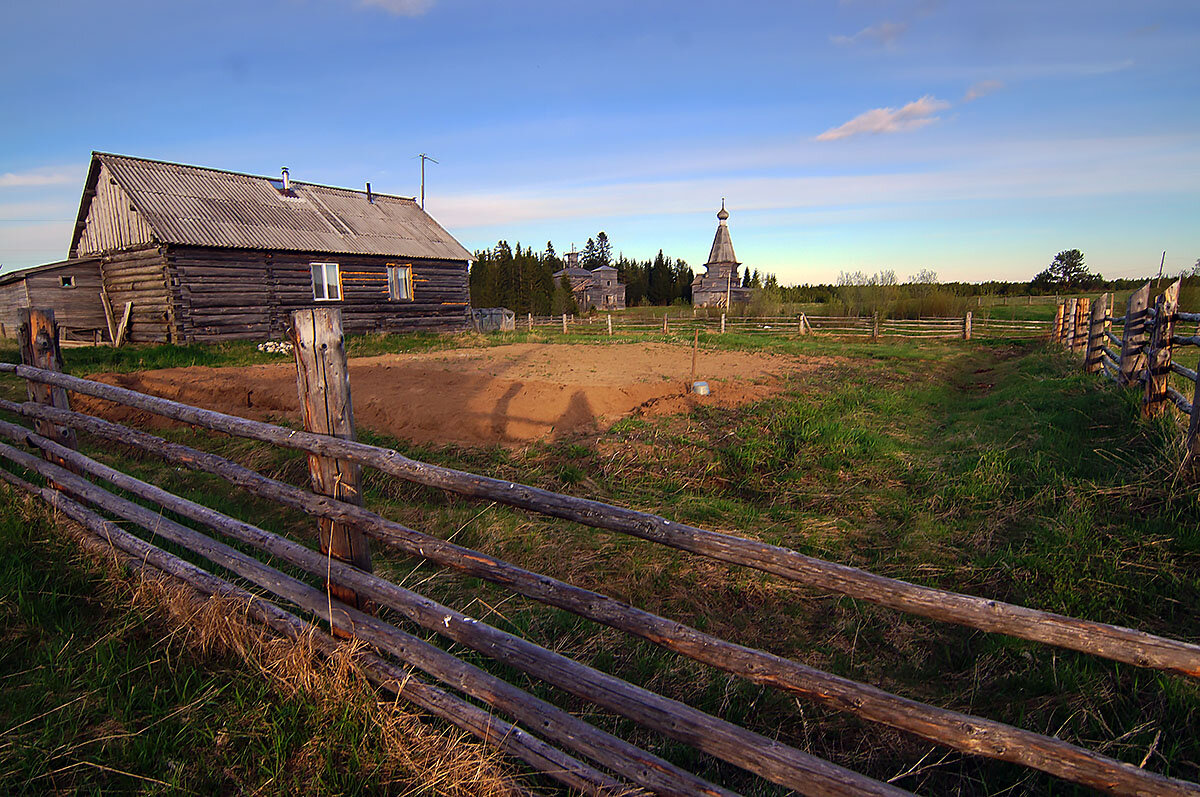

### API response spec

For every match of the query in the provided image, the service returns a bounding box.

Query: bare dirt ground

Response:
[82,343,836,447]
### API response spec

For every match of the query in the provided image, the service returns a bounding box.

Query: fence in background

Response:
[522,312,1049,340]
[2,307,1197,796]
[1053,280,1200,470]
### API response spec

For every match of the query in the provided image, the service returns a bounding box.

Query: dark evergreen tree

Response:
[595,231,612,267]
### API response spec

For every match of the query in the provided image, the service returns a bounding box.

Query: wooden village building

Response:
[691,202,751,308]
[0,258,109,341]
[552,250,627,310]
[3,152,474,343]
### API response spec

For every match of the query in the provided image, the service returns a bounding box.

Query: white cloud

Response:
[830,21,908,47]
[815,95,951,142]
[963,80,1004,102]
[0,169,74,188]
[358,0,433,16]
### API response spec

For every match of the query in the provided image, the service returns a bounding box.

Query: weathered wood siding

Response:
[0,261,107,338]
[166,246,469,342]
[73,162,155,257]
[99,247,174,343]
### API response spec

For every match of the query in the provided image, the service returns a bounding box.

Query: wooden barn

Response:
[66,152,474,343]
[0,258,108,341]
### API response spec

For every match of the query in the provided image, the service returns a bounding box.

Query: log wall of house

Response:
[165,246,469,342]
[99,247,174,343]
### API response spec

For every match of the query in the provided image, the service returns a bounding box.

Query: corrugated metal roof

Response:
[705,206,739,266]
[75,153,473,261]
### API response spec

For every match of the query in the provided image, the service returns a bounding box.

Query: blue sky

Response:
[2,0,1197,283]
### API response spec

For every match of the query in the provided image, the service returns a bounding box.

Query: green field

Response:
[1,330,1198,794]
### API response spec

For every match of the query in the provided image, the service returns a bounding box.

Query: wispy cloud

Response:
[357,0,433,17]
[830,20,908,47]
[815,95,950,141]
[963,80,1004,102]
[0,169,74,189]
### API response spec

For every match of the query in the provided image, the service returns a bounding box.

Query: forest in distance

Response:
[468,235,1192,318]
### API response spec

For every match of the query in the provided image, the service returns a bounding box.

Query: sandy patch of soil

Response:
[79,343,836,447]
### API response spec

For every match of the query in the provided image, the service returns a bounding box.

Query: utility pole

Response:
[415,153,438,209]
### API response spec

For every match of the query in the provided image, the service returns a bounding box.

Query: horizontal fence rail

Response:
[0,306,1195,797]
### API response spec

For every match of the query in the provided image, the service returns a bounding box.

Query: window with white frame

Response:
[311,262,341,301]
[387,264,413,301]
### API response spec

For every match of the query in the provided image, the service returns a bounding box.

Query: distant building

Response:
[691,201,751,308]
[553,250,626,310]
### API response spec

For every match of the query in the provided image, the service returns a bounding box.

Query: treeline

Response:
[469,233,694,311]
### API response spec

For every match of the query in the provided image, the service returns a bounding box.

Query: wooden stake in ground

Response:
[100,288,117,344]
[607,314,612,336]
[1052,303,1065,344]
[1063,298,1078,350]
[562,313,567,334]
[289,308,373,610]
[115,301,133,347]
[1073,298,1090,354]
[691,329,698,385]
[721,313,725,334]
[1143,279,1180,417]
[1119,282,1152,386]
[663,314,668,335]
[1084,294,1107,373]
[963,311,973,341]
[528,312,533,332]
[18,308,78,464]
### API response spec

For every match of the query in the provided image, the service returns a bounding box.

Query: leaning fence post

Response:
[1143,279,1180,417]
[1073,298,1090,355]
[1084,293,1107,373]
[963,311,972,341]
[1070,297,1080,350]
[1118,282,1151,386]
[289,307,372,611]
[18,308,79,471]
[1052,303,1064,343]
[662,314,668,335]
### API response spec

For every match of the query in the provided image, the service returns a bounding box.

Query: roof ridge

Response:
[93,152,417,202]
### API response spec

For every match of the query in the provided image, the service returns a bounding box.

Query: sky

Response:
[2,0,1198,284]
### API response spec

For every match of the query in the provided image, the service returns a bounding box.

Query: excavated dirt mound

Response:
[80,343,836,447]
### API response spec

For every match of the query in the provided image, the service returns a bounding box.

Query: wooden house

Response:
[66,152,474,343]
[692,201,751,308]
[552,251,627,311]
[0,258,108,341]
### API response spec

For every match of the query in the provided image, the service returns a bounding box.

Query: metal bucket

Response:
[691,381,710,396]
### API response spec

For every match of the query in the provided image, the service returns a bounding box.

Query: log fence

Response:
[0,306,1195,796]
[1054,280,1200,471]
[521,313,1048,340]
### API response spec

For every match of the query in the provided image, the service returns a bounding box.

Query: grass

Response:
[0,489,522,795]
[1,330,1198,794]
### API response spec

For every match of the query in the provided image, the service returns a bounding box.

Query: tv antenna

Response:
[414,153,438,209]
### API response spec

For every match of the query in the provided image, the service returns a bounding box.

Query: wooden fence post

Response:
[1073,298,1090,354]
[963,311,972,341]
[1186,369,1200,478]
[1084,293,1107,373]
[1143,279,1180,417]
[18,308,78,469]
[1118,282,1151,386]
[871,311,880,341]
[528,312,533,332]
[607,314,612,336]
[561,313,567,334]
[720,313,725,334]
[662,314,668,335]
[1052,303,1064,343]
[289,308,372,611]
[1063,298,1078,350]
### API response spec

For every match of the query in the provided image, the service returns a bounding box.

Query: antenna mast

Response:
[415,153,439,209]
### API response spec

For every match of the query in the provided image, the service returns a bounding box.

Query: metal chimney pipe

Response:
[366,182,373,203]
[281,167,290,191]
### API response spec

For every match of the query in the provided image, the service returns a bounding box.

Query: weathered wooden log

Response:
[2,406,1198,796]
[1052,304,1064,343]
[1119,283,1151,385]
[5,363,1200,683]
[1084,294,1107,373]
[17,309,78,463]
[1144,280,1181,417]
[0,438,887,797]
[0,473,631,797]
[290,308,372,610]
